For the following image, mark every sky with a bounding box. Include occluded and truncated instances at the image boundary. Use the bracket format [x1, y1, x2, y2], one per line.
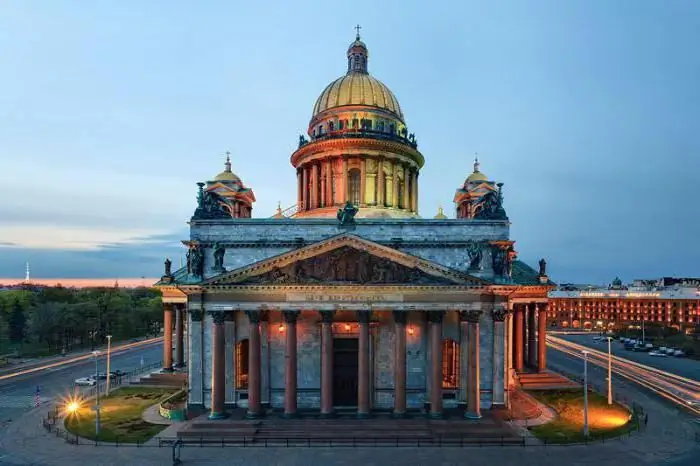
[0, 1, 699, 284]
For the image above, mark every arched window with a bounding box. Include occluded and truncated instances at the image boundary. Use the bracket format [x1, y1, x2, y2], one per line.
[348, 168, 361, 205]
[235, 339, 249, 389]
[329, 121, 334, 131]
[442, 339, 459, 389]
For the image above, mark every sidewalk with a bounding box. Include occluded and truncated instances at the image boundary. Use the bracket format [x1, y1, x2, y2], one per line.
[0, 336, 163, 379]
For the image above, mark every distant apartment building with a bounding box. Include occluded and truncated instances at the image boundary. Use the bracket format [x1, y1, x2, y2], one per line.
[547, 277, 700, 334]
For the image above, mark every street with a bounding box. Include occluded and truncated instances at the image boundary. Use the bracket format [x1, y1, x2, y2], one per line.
[554, 332, 700, 382]
[0, 342, 162, 424]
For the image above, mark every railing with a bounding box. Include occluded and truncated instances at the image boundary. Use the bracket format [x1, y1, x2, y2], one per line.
[302, 128, 418, 149]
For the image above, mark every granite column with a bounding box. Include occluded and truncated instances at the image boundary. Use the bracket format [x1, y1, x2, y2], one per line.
[208, 312, 227, 419]
[462, 310, 482, 419]
[162, 303, 174, 372]
[527, 303, 537, 368]
[320, 311, 335, 417]
[428, 311, 445, 418]
[538, 304, 548, 372]
[174, 304, 184, 369]
[283, 310, 299, 418]
[513, 305, 524, 372]
[245, 311, 262, 419]
[392, 311, 407, 417]
[357, 310, 371, 418]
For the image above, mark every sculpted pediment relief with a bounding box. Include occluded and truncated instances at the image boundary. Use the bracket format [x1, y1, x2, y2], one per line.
[239, 246, 457, 286]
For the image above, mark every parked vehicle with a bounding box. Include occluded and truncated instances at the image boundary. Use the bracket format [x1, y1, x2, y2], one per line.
[74, 377, 96, 386]
[673, 350, 685, 357]
[649, 351, 667, 357]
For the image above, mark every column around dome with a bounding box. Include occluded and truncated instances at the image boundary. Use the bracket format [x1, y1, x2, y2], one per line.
[392, 162, 400, 208]
[402, 164, 410, 210]
[360, 158, 367, 206]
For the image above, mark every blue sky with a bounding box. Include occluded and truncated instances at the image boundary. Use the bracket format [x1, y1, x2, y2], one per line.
[0, 1, 698, 284]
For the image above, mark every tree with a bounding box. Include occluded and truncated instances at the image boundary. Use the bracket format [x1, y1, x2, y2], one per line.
[8, 299, 26, 346]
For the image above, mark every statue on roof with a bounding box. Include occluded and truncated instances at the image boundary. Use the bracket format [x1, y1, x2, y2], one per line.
[212, 242, 226, 272]
[337, 201, 359, 226]
[474, 183, 508, 220]
[192, 182, 231, 220]
[187, 245, 204, 278]
[466, 241, 483, 271]
[538, 258, 547, 277]
[164, 257, 172, 277]
[298, 134, 308, 148]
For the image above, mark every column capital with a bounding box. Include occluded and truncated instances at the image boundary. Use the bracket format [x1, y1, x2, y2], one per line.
[492, 307, 508, 322]
[210, 311, 226, 325]
[283, 310, 300, 323]
[460, 309, 483, 323]
[392, 310, 408, 325]
[319, 310, 335, 323]
[356, 310, 372, 324]
[427, 310, 445, 323]
[163, 302, 175, 312]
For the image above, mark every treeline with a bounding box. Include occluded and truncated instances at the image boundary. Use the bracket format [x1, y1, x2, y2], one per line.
[0, 285, 163, 357]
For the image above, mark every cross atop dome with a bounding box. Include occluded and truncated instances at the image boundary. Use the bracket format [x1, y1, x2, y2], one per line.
[347, 25, 368, 74]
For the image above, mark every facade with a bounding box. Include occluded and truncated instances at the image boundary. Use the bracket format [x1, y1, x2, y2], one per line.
[548, 277, 700, 333]
[157, 32, 553, 420]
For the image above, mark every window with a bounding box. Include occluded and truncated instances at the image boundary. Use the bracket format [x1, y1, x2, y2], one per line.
[235, 339, 249, 389]
[339, 120, 345, 130]
[349, 168, 361, 205]
[329, 121, 334, 131]
[442, 339, 459, 389]
[377, 121, 385, 132]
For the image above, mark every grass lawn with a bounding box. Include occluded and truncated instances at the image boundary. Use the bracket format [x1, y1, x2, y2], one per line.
[64, 386, 176, 443]
[529, 389, 638, 444]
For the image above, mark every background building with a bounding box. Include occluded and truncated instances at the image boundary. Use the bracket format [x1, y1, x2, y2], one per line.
[548, 277, 700, 334]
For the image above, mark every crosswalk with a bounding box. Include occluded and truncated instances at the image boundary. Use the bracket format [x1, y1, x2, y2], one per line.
[0, 396, 52, 408]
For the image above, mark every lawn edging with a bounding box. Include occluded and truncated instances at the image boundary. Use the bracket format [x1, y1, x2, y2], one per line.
[158, 388, 187, 421]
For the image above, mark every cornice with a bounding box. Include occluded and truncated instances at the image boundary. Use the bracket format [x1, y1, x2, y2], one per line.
[291, 137, 424, 168]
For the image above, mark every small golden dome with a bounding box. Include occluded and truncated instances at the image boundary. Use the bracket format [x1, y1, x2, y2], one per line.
[213, 152, 241, 183]
[434, 206, 448, 219]
[465, 155, 488, 183]
[312, 73, 403, 121]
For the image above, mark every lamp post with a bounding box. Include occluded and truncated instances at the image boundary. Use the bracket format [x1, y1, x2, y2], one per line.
[582, 350, 589, 438]
[93, 350, 101, 437]
[105, 335, 112, 396]
[607, 336, 613, 405]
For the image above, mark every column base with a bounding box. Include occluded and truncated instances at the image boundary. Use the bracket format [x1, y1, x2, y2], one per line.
[173, 364, 185, 370]
[318, 411, 335, 419]
[356, 412, 371, 419]
[428, 412, 444, 420]
[161, 367, 174, 373]
[245, 411, 263, 420]
[391, 411, 408, 419]
[208, 411, 228, 420]
[283, 412, 298, 419]
[464, 411, 482, 420]
[538, 367, 547, 373]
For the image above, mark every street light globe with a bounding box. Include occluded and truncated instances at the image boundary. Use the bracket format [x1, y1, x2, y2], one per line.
[65, 400, 81, 415]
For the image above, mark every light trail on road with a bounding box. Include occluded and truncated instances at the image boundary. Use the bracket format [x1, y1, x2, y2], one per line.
[547, 335, 700, 416]
[0, 337, 163, 382]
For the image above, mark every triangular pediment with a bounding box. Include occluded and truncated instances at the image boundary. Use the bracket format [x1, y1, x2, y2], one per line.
[204, 234, 487, 287]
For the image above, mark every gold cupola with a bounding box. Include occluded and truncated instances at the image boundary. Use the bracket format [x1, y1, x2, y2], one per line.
[290, 28, 425, 219]
[206, 152, 256, 218]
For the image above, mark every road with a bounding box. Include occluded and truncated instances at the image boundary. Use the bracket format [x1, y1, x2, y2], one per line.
[0, 342, 162, 423]
[546, 345, 700, 466]
[553, 333, 700, 382]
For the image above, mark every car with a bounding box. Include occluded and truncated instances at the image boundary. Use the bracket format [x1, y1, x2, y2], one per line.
[110, 370, 126, 377]
[664, 348, 676, 355]
[75, 377, 96, 386]
[659, 346, 668, 352]
[649, 351, 667, 357]
[592, 336, 603, 341]
[673, 350, 685, 357]
[93, 372, 116, 380]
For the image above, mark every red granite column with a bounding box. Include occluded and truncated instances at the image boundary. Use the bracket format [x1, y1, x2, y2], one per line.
[162, 303, 174, 372]
[538, 304, 548, 372]
[174, 304, 184, 369]
[283, 310, 299, 418]
[462, 310, 482, 419]
[428, 311, 445, 418]
[357, 310, 371, 418]
[320, 311, 335, 417]
[528, 303, 537, 368]
[209, 312, 227, 419]
[392, 311, 407, 417]
[513, 305, 524, 372]
[245, 311, 262, 419]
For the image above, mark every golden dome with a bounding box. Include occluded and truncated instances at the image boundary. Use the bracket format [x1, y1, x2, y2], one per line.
[434, 206, 448, 219]
[465, 156, 488, 183]
[312, 73, 403, 121]
[213, 152, 241, 183]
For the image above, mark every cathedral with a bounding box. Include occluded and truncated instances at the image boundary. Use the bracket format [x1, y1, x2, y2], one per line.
[157, 31, 553, 420]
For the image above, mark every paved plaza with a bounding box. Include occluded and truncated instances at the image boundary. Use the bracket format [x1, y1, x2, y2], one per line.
[0, 394, 698, 466]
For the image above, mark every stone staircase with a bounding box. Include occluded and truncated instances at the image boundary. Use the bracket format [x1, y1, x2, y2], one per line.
[517, 371, 579, 391]
[176, 413, 523, 446]
[133, 372, 187, 388]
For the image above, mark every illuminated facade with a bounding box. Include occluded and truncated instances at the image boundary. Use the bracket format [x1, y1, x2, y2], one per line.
[548, 278, 700, 333]
[156, 32, 553, 422]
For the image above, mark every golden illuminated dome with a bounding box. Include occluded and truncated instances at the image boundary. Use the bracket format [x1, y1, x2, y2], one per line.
[213, 152, 241, 183]
[465, 156, 488, 183]
[311, 30, 404, 121]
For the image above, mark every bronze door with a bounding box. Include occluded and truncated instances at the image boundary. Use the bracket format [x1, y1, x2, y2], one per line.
[333, 337, 358, 406]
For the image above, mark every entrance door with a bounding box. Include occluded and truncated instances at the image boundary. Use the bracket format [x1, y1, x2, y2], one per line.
[333, 338, 358, 406]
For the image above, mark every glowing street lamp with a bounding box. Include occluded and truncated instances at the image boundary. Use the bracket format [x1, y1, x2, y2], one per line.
[582, 350, 589, 438]
[607, 336, 613, 405]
